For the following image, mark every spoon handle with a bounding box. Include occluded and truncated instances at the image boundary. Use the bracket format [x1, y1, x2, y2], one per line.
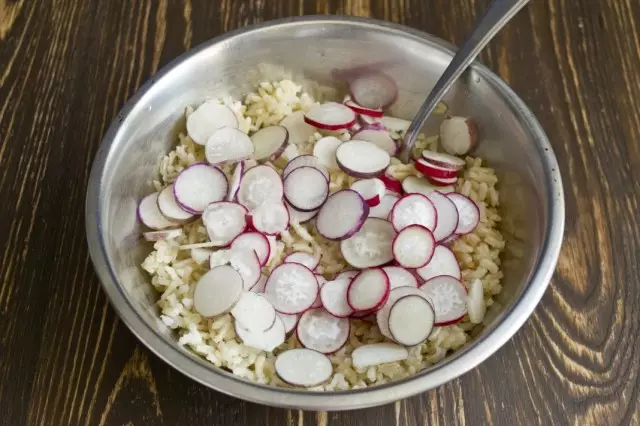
[399, 0, 530, 163]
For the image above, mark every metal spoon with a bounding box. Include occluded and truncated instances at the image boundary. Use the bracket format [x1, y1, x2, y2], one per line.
[398, 0, 530, 163]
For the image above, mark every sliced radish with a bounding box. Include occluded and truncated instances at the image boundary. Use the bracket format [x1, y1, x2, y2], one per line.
[205, 127, 254, 165]
[280, 110, 317, 145]
[143, 228, 183, 241]
[347, 268, 390, 312]
[379, 173, 403, 195]
[275, 348, 333, 387]
[335, 270, 358, 281]
[340, 218, 396, 268]
[312, 136, 342, 170]
[392, 225, 436, 268]
[229, 249, 262, 290]
[382, 266, 419, 289]
[227, 161, 245, 201]
[173, 163, 228, 214]
[310, 275, 327, 309]
[336, 140, 391, 178]
[380, 116, 411, 133]
[351, 343, 409, 369]
[201, 202, 247, 246]
[235, 315, 285, 352]
[237, 165, 284, 210]
[357, 114, 386, 131]
[138, 192, 178, 230]
[278, 312, 300, 334]
[264, 263, 319, 314]
[210, 248, 232, 269]
[251, 125, 289, 161]
[316, 190, 369, 241]
[447, 193, 480, 235]
[467, 278, 486, 324]
[419, 275, 467, 325]
[250, 274, 268, 293]
[389, 193, 437, 232]
[231, 232, 270, 266]
[440, 116, 479, 156]
[193, 265, 243, 317]
[415, 158, 458, 179]
[421, 149, 465, 170]
[344, 98, 384, 118]
[416, 245, 461, 281]
[402, 175, 453, 196]
[283, 166, 329, 211]
[352, 129, 397, 155]
[319, 279, 353, 318]
[296, 308, 350, 353]
[283, 154, 330, 181]
[157, 185, 194, 222]
[442, 234, 459, 244]
[375, 286, 429, 340]
[350, 178, 386, 207]
[304, 102, 356, 131]
[231, 291, 277, 332]
[284, 252, 320, 271]
[350, 73, 397, 109]
[428, 175, 458, 186]
[388, 295, 435, 345]
[186, 101, 239, 145]
[428, 191, 459, 242]
[249, 200, 289, 235]
[285, 201, 318, 224]
[369, 194, 400, 219]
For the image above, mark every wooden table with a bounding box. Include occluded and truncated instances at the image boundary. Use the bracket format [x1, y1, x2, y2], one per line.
[1, 1, 639, 425]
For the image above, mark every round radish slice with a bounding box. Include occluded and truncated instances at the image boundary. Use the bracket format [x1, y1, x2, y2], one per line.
[428, 175, 458, 186]
[350, 73, 397, 109]
[382, 266, 419, 289]
[304, 102, 356, 131]
[251, 125, 289, 161]
[249, 200, 289, 235]
[375, 286, 429, 340]
[467, 278, 486, 324]
[379, 173, 403, 195]
[350, 178, 386, 207]
[279, 312, 300, 334]
[284, 166, 329, 211]
[264, 263, 319, 314]
[447, 193, 480, 235]
[284, 252, 320, 271]
[285, 201, 318, 224]
[352, 129, 397, 155]
[193, 265, 243, 317]
[416, 245, 461, 281]
[336, 270, 358, 281]
[380, 116, 411, 133]
[143, 228, 183, 241]
[440, 116, 479, 156]
[157, 185, 194, 222]
[419, 275, 467, 325]
[310, 275, 326, 309]
[388, 295, 435, 345]
[428, 191, 459, 242]
[389, 193, 437, 232]
[369, 193, 400, 219]
[231, 232, 270, 266]
[336, 140, 391, 178]
[347, 268, 390, 312]
[250, 274, 268, 293]
[235, 315, 285, 352]
[173, 163, 228, 214]
[283, 155, 329, 181]
[320, 279, 353, 318]
[392, 225, 435, 268]
[138, 192, 178, 230]
[229, 249, 262, 290]
[186, 101, 239, 145]
[344, 99, 384, 118]
[280, 111, 317, 145]
[402, 176, 453, 196]
[340, 218, 396, 268]
[316, 190, 369, 241]
[201, 202, 247, 246]
[237, 165, 284, 210]
[421, 149, 465, 170]
[227, 161, 245, 201]
[275, 348, 333, 387]
[352, 343, 409, 369]
[357, 114, 386, 131]
[296, 308, 350, 353]
[231, 291, 277, 332]
[205, 127, 254, 165]
[415, 158, 458, 179]
[312, 136, 342, 170]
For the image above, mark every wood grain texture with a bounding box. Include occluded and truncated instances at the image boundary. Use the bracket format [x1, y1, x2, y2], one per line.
[1, 0, 639, 425]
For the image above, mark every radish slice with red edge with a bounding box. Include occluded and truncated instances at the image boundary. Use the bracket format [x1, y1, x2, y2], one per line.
[237, 165, 284, 210]
[349, 73, 397, 109]
[138, 192, 178, 230]
[201, 202, 247, 246]
[205, 127, 254, 165]
[283, 154, 330, 181]
[336, 140, 391, 178]
[375, 286, 428, 340]
[392, 225, 436, 268]
[251, 125, 289, 161]
[428, 175, 458, 186]
[229, 249, 262, 290]
[275, 348, 333, 387]
[415, 158, 458, 179]
[157, 185, 194, 222]
[380, 116, 411, 133]
[340, 217, 396, 268]
[440, 116, 479, 156]
[285, 201, 318, 224]
[343, 98, 384, 118]
[369, 193, 400, 219]
[316, 189, 369, 241]
[379, 173, 403, 195]
[283, 166, 329, 211]
[173, 163, 228, 214]
[352, 343, 409, 368]
[249, 200, 289, 235]
[186, 101, 239, 145]
[304, 102, 357, 130]
[428, 191, 459, 242]
[278, 312, 300, 334]
[388, 295, 435, 345]
[358, 114, 386, 131]
[284, 252, 320, 271]
[309, 275, 327, 309]
[227, 161, 245, 201]
[382, 266, 419, 289]
[416, 245, 461, 281]
[250, 274, 268, 293]
[419, 275, 467, 325]
[235, 316, 285, 352]
[231, 232, 270, 266]
[447, 193, 480, 235]
[347, 268, 390, 312]
[193, 265, 243, 317]
[264, 263, 319, 314]
[320, 279, 353, 318]
[402, 175, 453, 196]
[280, 111, 317, 145]
[350, 178, 386, 207]
[389, 193, 437, 232]
[352, 129, 397, 155]
[143, 228, 182, 241]
[335, 270, 358, 281]
[421, 149, 465, 170]
[231, 291, 277, 332]
[312, 136, 342, 170]
[296, 308, 350, 353]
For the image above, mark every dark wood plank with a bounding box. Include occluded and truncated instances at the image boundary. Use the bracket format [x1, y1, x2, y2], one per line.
[0, 0, 639, 425]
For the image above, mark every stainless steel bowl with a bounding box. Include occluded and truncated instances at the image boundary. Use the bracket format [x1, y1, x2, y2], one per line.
[86, 16, 564, 411]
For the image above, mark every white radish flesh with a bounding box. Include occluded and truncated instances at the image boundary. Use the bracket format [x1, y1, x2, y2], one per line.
[382, 266, 419, 289]
[138, 193, 179, 230]
[375, 286, 429, 340]
[428, 175, 458, 186]
[285, 201, 318, 224]
[336, 270, 359, 281]
[440, 116, 479, 156]
[379, 173, 404, 195]
[350, 73, 398, 109]
[415, 158, 458, 179]
[227, 161, 245, 201]
[264, 263, 319, 314]
[275, 348, 333, 387]
[231, 291, 277, 332]
[421, 149, 465, 170]
[304, 102, 356, 130]
[389, 193, 437, 232]
[336, 140, 391, 178]
[344, 99, 384, 118]
[251, 125, 289, 161]
[313, 136, 342, 170]
[210, 248, 232, 269]
[340, 217, 396, 268]
[173, 163, 228, 214]
[231, 232, 270, 266]
[428, 191, 460, 242]
[284, 252, 320, 271]
[278, 312, 300, 334]
[402, 176, 454, 196]
[416, 245, 461, 281]
[352, 129, 397, 155]
[467, 278, 486, 324]
[347, 268, 390, 312]
[283, 155, 330, 182]
[229, 249, 262, 290]
[193, 265, 243, 317]
[235, 316, 285, 352]
[157, 185, 194, 222]
[357, 114, 386, 131]
[250, 274, 268, 293]
[186, 101, 239, 145]
[296, 308, 350, 353]
[143, 228, 183, 241]
[380, 116, 411, 133]
[447, 193, 480, 235]
[392, 225, 436, 268]
[388, 295, 435, 345]
[350, 178, 386, 207]
[201, 202, 247, 246]
[351, 343, 409, 368]
[280, 111, 317, 145]
[368, 194, 400, 219]
[283, 166, 329, 211]
[316, 190, 369, 241]
[237, 165, 284, 210]
[319, 279, 353, 318]
[205, 126, 254, 164]
[419, 275, 467, 325]
[249, 200, 290, 235]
